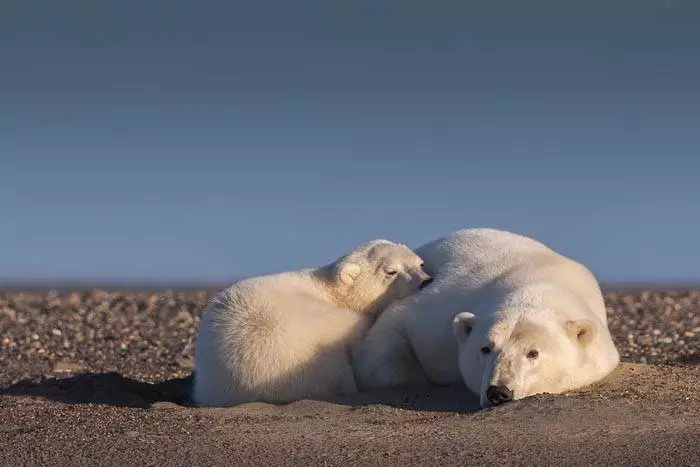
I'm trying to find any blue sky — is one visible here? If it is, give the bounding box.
[1,1,699,283]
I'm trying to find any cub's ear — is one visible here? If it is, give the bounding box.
[564,319,597,347]
[452,312,477,343]
[335,262,362,286]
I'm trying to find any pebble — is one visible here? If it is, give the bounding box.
[54,361,87,373]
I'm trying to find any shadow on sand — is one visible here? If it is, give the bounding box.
[0,372,481,413]
[0,372,196,409]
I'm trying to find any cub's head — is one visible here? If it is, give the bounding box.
[452,311,598,408]
[332,239,432,315]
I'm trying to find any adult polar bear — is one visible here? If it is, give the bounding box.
[354,228,620,408]
[193,239,432,407]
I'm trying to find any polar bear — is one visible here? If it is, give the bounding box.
[192,239,432,407]
[354,228,620,408]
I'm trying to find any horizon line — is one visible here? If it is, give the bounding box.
[1,278,700,293]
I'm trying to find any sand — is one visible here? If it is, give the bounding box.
[1,288,698,466]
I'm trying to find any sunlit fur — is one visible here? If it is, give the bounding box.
[193,240,430,407]
[354,228,619,407]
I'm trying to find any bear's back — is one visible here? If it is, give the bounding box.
[416,228,555,291]
[417,228,606,324]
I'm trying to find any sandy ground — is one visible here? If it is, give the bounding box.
[1,288,698,466]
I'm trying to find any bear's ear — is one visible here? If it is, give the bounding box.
[452,312,476,343]
[335,262,362,286]
[564,319,597,347]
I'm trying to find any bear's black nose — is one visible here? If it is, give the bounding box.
[487,385,513,406]
[420,277,433,289]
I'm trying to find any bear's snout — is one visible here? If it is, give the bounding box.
[419,277,433,290]
[486,385,513,406]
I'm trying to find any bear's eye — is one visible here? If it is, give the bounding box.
[386,270,397,276]
[526,349,539,360]
[480,346,491,355]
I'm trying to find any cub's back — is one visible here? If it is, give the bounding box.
[207,271,364,350]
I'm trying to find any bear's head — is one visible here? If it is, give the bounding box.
[330,239,432,316]
[453,310,600,408]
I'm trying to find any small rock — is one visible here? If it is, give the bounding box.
[151,401,184,410]
[177,356,194,369]
[66,293,82,308]
[54,361,87,373]
[174,310,194,325]
[1,307,17,321]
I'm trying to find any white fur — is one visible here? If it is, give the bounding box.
[354,228,620,407]
[193,239,430,407]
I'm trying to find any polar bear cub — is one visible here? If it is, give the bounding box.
[192,239,431,407]
[354,228,619,408]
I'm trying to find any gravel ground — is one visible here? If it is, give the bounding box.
[0,287,698,466]
[1,288,697,387]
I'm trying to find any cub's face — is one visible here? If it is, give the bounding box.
[335,240,432,314]
[453,312,597,408]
